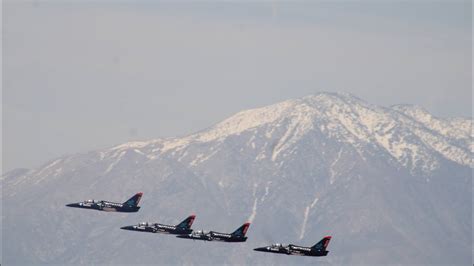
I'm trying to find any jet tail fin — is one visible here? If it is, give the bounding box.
[123,192,143,207]
[231,222,251,237]
[311,236,332,251]
[176,215,196,230]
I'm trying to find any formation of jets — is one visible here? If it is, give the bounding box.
[66,192,332,258]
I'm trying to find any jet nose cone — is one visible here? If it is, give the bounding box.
[66,203,77,207]
[253,247,266,252]
[120,226,133,230]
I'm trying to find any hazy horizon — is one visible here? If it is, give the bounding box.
[3,1,472,172]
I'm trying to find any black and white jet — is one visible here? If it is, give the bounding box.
[254,236,332,257]
[120,215,196,235]
[66,192,143,213]
[176,222,250,242]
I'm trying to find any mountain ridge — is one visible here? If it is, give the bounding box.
[10,92,469,179]
[2,92,472,265]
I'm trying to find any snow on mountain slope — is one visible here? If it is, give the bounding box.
[2,92,472,265]
[99,92,471,174]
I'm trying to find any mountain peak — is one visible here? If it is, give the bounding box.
[95,93,472,173]
[192,92,372,142]
[301,91,366,103]
[187,93,472,171]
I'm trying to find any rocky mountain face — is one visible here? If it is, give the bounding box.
[2,92,472,265]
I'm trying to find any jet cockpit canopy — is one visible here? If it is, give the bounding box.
[193,230,207,235]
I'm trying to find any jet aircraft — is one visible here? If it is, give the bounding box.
[253,236,332,257]
[120,215,196,235]
[176,222,250,242]
[66,192,143,213]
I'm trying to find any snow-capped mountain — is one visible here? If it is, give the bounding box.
[2,92,472,265]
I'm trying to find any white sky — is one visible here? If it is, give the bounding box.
[3,1,472,172]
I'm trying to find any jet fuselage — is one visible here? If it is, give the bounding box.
[66,193,143,213]
[176,222,250,243]
[254,236,332,257]
[121,223,193,235]
[254,244,328,256]
[176,231,247,242]
[66,201,140,212]
[121,215,196,235]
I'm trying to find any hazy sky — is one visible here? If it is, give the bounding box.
[3,1,472,172]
